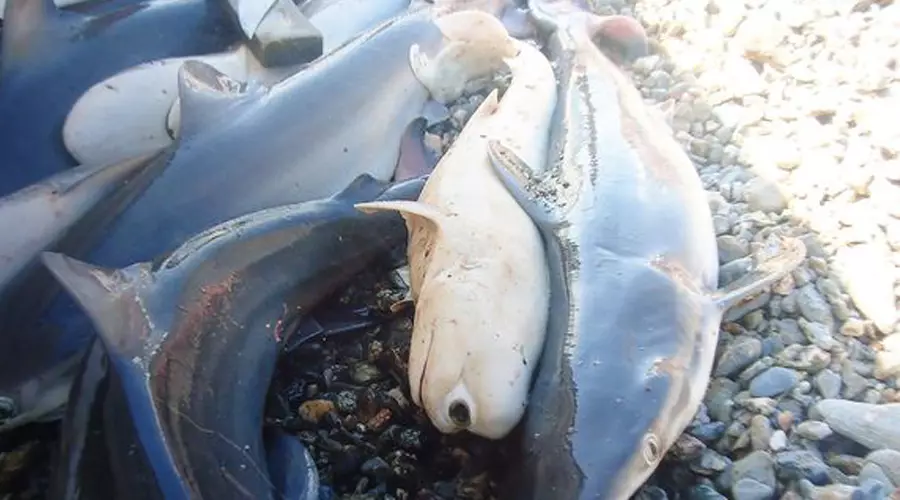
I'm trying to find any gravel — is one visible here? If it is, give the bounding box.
[2,0,900,498]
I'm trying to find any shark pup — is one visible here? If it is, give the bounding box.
[43,174,425,499]
[355,38,555,440]
[486,7,807,498]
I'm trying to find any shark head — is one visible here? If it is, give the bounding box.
[410,9,520,103]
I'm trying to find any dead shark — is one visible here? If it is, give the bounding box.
[43,173,425,499]
[63,0,413,167]
[0,150,166,433]
[485,7,807,498]
[354,38,555,440]
[0,0,243,198]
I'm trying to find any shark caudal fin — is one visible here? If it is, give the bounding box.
[41,252,151,362]
[713,236,807,312]
[176,60,266,139]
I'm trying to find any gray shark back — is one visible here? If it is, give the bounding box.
[87,9,444,270]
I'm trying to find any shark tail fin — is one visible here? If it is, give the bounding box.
[41,252,150,361]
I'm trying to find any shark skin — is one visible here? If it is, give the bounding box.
[63,0,413,167]
[485,6,808,499]
[353,38,556,441]
[43,174,426,500]
[0,149,167,434]
[0,0,243,198]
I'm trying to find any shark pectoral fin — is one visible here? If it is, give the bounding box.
[395,118,439,182]
[177,60,265,139]
[712,236,807,312]
[40,252,147,361]
[586,14,651,65]
[486,139,561,230]
[354,200,444,300]
[409,43,433,90]
[353,200,447,232]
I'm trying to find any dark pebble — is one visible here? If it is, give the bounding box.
[360,456,392,480]
[690,483,728,499]
[398,428,424,451]
[715,337,763,377]
[634,486,669,500]
[732,478,775,500]
[691,422,727,443]
[335,390,358,414]
[775,450,831,485]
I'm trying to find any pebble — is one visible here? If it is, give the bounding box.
[814,369,843,399]
[718,235,752,263]
[834,244,898,334]
[298,399,335,423]
[716,337,764,377]
[813,400,900,451]
[749,415,774,451]
[864,449,900,486]
[732,451,777,491]
[775,450,831,485]
[769,430,788,451]
[795,421,834,441]
[745,178,788,214]
[732,477,776,500]
[749,367,801,397]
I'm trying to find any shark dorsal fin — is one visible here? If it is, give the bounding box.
[176,60,265,139]
[330,174,391,205]
[41,252,150,361]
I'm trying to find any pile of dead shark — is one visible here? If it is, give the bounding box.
[0,0,808,498]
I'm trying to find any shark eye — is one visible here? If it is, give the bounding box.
[641,432,662,465]
[0,397,17,423]
[448,400,471,428]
